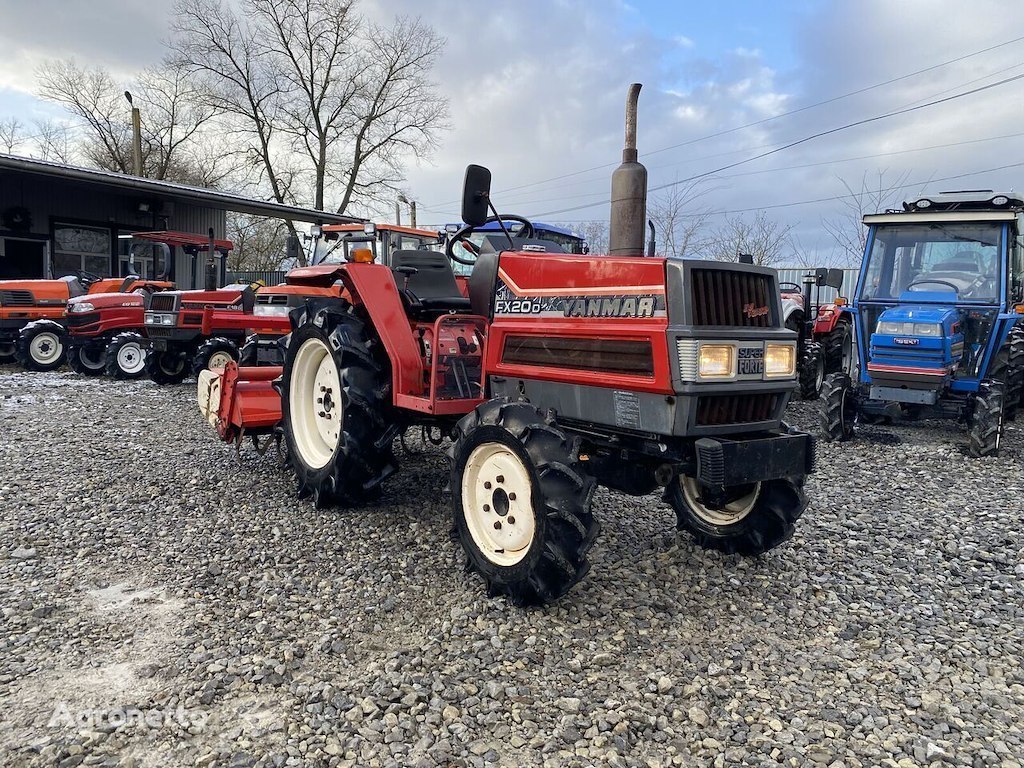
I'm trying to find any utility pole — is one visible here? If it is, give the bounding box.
[398,193,416,228]
[394,198,402,226]
[124,91,143,177]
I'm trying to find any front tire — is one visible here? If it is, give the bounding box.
[824,321,852,374]
[0,341,16,364]
[968,380,1004,458]
[105,332,148,379]
[451,399,599,606]
[147,349,190,385]
[192,337,239,377]
[820,372,855,441]
[67,342,107,376]
[16,321,67,371]
[281,301,395,507]
[667,476,806,556]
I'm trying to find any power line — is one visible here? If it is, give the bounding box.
[529,73,1024,218]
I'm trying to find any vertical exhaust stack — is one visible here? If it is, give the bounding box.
[609,83,648,256]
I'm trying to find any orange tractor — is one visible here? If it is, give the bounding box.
[194,85,814,605]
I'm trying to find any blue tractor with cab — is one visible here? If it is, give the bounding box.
[820,190,1024,456]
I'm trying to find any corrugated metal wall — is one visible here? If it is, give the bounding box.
[227,270,288,285]
[775,267,860,301]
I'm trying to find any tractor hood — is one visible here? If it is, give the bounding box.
[876,304,957,325]
[69,292,146,309]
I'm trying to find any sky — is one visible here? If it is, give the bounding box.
[0,0,1022,264]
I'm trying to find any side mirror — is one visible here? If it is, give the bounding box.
[738,253,754,264]
[820,268,844,289]
[286,234,301,262]
[462,164,492,227]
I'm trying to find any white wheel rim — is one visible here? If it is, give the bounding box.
[289,337,342,470]
[680,477,760,527]
[117,342,146,375]
[208,350,234,371]
[79,346,105,370]
[461,442,535,567]
[30,332,62,364]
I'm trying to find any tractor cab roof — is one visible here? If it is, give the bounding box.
[900,190,1024,213]
[131,230,234,252]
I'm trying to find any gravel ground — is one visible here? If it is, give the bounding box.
[0,363,1022,768]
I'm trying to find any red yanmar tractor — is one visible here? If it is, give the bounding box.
[196,85,814,605]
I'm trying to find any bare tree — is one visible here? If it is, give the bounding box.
[226,213,289,271]
[821,170,914,266]
[647,177,717,258]
[574,220,608,255]
[0,117,25,154]
[36,58,222,182]
[32,119,77,164]
[704,210,794,267]
[171,0,448,218]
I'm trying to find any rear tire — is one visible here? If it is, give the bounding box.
[798,341,825,400]
[67,342,107,376]
[239,333,259,366]
[147,349,190,385]
[281,301,395,507]
[16,321,67,371]
[105,332,148,379]
[968,380,1004,458]
[820,372,855,441]
[999,326,1023,421]
[192,337,239,377]
[0,341,15,364]
[451,399,598,605]
[667,476,806,556]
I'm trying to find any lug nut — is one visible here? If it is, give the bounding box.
[483,504,490,512]
[496,475,505,484]
[484,481,492,489]
[508,492,516,501]
[493,521,502,530]
[507,516,515,524]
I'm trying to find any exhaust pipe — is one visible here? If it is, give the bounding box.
[609,83,648,256]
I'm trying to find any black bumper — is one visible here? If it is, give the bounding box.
[695,429,814,487]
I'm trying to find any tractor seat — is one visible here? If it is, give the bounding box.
[933,250,981,272]
[59,275,88,297]
[391,249,471,313]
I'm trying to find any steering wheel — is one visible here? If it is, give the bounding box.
[445,215,537,266]
[908,278,960,294]
[75,269,103,287]
[779,282,801,293]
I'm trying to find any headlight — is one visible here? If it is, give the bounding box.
[145,312,175,326]
[876,320,941,337]
[253,304,291,317]
[764,343,796,377]
[699,344,734,378]
[69,302,95,313]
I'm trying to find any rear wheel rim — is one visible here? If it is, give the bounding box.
[289,337,342,470]
[680,477,760,527]
[79,345,105,370]
[160,354,185,376]
[117,342,146,375]
[208,350,234,371]
[461,442,535,567]
[30,332,62,364]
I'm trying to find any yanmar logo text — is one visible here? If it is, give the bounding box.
[743,303,769,319]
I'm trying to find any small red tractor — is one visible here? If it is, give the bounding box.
[780,268,853,396]
[0,271,169,372]
[196,84,814,605]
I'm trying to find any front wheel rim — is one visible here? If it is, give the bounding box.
[207,350,234,371]
[289,337,342,470]
[680,477,760,527]
[30,332,62,363]
[461,442,535,567]
[117,343,146,375]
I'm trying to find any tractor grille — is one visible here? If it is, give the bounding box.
[256,294,288,306]
[0,290,34,307]
[149,294,177,312]
[695,393,779,426]
[66,313,99,328]
[689,269,775,327]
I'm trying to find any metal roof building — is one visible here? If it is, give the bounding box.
[0,153,361,289]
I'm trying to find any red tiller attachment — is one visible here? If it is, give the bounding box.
[197,362,284,454]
